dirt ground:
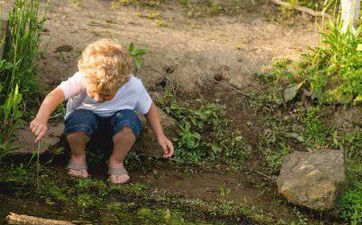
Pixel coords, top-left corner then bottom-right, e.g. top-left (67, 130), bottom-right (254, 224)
top-left (14, 0), bottom-right (342, 224)
top-left (38, 0), bottom-right (320, 92)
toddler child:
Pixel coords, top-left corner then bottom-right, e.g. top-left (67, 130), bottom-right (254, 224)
top-left (30, 39), bottom-right (174, 184)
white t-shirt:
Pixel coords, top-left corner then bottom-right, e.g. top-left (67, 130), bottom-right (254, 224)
top-left (58, 72), bottom-right (153, 119)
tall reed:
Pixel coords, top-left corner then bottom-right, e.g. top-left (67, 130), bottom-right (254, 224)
top-left (0, 0), bottom-right (46, 155)
top-left (2, 0), bottom-right (46, 101)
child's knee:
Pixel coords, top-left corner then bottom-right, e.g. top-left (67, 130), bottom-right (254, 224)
top-left (113, 127), bottom-right (136, 142)
top-left (67, 131), bottom-right (89, 144)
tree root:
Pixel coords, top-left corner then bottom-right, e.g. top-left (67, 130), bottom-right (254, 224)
top-left (270, 0), bottom-right (331, 18)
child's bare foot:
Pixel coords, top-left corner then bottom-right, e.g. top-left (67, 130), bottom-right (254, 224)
top-left (67, 155), bottom-right (89, 178)
top-left (108, 162), bottom-right (130, 184)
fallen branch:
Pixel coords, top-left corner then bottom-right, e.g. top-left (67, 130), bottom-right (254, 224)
top-left (270, 0), bottom-right (331, 18)
top-left (6, 212), bottom-right (75, 225)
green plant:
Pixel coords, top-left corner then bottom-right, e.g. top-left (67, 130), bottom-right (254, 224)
top-left (2, 0), bottom-right (46, 101)
top-left (297, 22), bottom-right (362, 104)
top-left (290, 208), bottom-right (308, 225)
top-left (333, 128), bottom-right (362, 160)
top-left (218, 184), bottom-right (231, 201)
top-left (159, 85), bottom-right (248, 166)
top-left (128, 43), bottom-right (147, 71)
top-left (112, 0), bottom-right (165, 8)
top-left (302, 106), bottom-right (328, 148)
top-left (340, 183), bottom-right (362, 225)
top-left (0, 0), bottom-right (46, 157)
top-left (0, 84), bottom-right (22, 154)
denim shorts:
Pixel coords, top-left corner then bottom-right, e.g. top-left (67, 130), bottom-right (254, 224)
top-left (64, 109), bottom-right (142, 138)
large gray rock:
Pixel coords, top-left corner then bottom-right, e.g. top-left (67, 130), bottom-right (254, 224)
top-left (277, 149), bottom-right (346, 211)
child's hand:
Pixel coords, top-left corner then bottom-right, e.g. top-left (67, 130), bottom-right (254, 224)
top-left (30, 118), bottom-right (48, 144)
top-left (157, 135), bottom-right (174, 158)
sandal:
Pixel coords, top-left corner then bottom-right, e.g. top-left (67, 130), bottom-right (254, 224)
top-left (108, 165), bottom-right (130, 184)
top-left (66, 161), bottom-right (89, 178)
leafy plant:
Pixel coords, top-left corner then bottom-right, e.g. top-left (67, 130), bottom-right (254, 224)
top-left (0, 85), bottom-right (22, 155)
top-left (340, 183), bottom-right (362, 225)
top-left (128, 42), bottom-right (147, 71)
top-left (0, 0), bottom-right (46, 157)
top-left (159, 85), bottom-right (248, 165)
top-left (297, 23), bottom-right (362, 104)
top-left (2, 0), bottom-right (46, 101)
top-left (302, 106), bottom-right (328, 148)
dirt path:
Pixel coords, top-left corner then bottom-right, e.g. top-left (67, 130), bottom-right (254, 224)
top-left (39, 0), bottom-right (319, 92)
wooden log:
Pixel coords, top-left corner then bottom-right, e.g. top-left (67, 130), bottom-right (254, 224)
top-left (6, 212), bottom-right (75, 225)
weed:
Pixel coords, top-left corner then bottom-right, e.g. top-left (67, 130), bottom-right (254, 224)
top-left (0, 84), bottom-right (23, 154)
top-left (301, 106), bottom-right (329, 148)
top-left (136, 11), bottom-right (167, 27)
top-left (159, 84), bottom-right (248, 166)
top-left (128, 43), bottom-right (147, 71)
top-left (297, 23), bottom-right (362, 104)
top-left (50, 102), bottom-right (66, 121)
top-left (155, 18), bottom-right (167, 27)
top-left (68, 0), bottom-right (82, 7)
top-left (177, 0), bottom-right (262, 17)
top-left (290, 208), bottom-right (309, 225)
top-left (2, 0), bottom-right (46, 104)
top-left (264, 143), bottom-right (290, 174)
top-left (333, 128), bottom-right (362, 159)
top-left (340, 183), bottom-right (362, 225)
top-left (137, 11), bottom-right (161, 20)
top-left (218, 184), bottom-right (231, 201)
top-left (111, 0), bottom-right (165, 9)
top-left (0, 0), bottom-right (46, 157)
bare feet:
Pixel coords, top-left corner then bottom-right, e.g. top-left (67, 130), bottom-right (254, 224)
top-left (67, 155), bottom-right (89, 178)
top-left (108, 161), bottom-right (130, 184)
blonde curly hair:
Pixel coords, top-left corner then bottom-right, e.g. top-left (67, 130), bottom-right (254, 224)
top-left (78, 39), bottom-right (134, 95)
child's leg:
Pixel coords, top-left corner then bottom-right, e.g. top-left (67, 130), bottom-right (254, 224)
top-left (109, 109), bottom-right (142, 184)
top-left (109, 127), bottom-right (136, 183)
top-left (67, 132), bottom-right (89, 177)
top-left (64, 109), bottom-right (98, 178)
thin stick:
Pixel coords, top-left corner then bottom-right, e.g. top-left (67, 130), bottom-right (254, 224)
top-left (248, 169), bottom-right (276, 181)
top-left (270, 0), bottom-right (331, 18)
top-left (207, 78), bottom-right (252, 98)
top-left (36, 141), bottom-right (40, 192)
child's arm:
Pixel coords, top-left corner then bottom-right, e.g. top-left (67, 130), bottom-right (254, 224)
top-left (30, 87), bottom-right (65, 143)
top-left (145, 102), bottom-right (174, 158)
